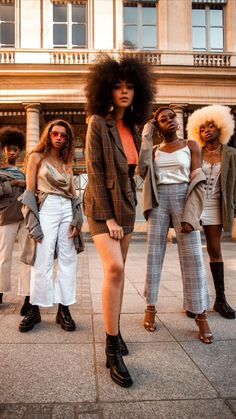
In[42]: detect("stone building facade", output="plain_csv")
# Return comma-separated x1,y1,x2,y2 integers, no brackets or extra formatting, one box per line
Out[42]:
0,0,236,218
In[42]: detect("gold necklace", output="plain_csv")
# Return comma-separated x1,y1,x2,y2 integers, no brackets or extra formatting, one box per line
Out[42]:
205,144,221,154
161,138,180,146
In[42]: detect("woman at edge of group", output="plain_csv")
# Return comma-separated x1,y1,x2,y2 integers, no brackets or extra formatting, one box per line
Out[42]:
138,106,213,344
19,119,81,333
187,104,235,320
83,55,154,387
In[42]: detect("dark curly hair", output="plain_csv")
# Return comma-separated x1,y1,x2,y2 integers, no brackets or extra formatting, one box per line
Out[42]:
0,126,26,150
31,119,75,164
85,54,155,127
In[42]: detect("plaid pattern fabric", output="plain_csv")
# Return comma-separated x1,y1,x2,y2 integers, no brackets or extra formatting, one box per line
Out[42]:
83,115,140,230
144,183,210,313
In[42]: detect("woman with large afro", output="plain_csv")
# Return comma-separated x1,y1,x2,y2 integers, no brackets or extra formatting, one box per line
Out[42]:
187,104,236,320
83,55,154,387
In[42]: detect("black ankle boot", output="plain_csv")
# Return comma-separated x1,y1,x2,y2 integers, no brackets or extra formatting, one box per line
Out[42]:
19,305,41,332
118,315,129,356
105,333,133,388
210,262,235,319
118,331,129,356
20,296,31,316
56,304,76,331
0,293,3,304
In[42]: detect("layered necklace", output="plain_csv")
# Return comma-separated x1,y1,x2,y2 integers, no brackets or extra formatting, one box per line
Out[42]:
205,144,221,154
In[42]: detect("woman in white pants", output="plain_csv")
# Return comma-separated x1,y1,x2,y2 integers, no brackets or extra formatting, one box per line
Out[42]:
19,119,80,333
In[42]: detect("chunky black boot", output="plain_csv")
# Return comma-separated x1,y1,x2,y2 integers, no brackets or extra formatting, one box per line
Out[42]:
105,333,133,388
118,315,129,356
19,305,41,332
20,296,31,316
56,304,76,331
0,293,3,304
210,262,235,319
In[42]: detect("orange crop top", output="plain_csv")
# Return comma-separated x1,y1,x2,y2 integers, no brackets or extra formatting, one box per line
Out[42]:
116,119,138,165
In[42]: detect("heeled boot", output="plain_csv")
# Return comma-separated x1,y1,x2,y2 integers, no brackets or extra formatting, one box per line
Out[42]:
0,293,3,304
56,304,76,331
20,296,31,316
118,314,129,356
105,333,133,388
210,262,235,319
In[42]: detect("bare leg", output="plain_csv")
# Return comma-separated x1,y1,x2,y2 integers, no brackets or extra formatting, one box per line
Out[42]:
203,225,222,262
93,233,131,335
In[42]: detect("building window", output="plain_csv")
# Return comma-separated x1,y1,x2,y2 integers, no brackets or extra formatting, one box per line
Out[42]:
0,2,15,48
192,4,224,51
53,2,86,48
123,1,157,50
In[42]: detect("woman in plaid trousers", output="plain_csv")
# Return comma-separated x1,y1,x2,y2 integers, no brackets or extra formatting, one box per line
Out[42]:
138,107,213,344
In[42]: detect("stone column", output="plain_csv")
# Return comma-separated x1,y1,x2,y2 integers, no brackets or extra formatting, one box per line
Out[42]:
169,104,188,139
23,103,41,152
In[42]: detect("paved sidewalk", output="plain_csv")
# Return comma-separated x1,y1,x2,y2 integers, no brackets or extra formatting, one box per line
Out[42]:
0,238,236,419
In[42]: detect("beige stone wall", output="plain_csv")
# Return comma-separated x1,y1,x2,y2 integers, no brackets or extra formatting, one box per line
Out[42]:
158,0,192,51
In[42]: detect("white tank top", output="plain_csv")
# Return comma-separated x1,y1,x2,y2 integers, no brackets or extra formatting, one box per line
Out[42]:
154,145,191,185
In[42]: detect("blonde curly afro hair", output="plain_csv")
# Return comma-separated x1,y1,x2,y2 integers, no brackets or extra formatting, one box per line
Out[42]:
187,104,235,147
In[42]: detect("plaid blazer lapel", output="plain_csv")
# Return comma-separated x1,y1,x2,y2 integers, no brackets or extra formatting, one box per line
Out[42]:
106,119,126,159
133,127,141,154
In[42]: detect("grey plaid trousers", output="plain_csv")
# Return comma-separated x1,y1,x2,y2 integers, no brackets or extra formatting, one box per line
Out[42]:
144,183,210,313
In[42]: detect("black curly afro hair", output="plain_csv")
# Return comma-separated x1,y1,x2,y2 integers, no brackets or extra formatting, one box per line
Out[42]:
85,54,155,127
0,126,26,150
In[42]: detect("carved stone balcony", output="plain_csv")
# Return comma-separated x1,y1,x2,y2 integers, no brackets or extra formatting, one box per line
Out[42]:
193,53,231,67
0,49,235,68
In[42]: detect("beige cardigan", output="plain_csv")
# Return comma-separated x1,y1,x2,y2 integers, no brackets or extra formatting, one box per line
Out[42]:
137,122,206,231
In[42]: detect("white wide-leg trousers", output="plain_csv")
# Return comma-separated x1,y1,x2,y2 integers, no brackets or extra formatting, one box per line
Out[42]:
0,221,31,295
30,195,77,307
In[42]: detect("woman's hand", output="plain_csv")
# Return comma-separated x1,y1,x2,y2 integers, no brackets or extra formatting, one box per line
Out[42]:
106,218,124,240
181,222,194,234
68,225,79,238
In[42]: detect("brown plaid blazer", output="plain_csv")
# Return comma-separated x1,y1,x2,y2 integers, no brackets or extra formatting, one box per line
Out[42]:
83,115,141,227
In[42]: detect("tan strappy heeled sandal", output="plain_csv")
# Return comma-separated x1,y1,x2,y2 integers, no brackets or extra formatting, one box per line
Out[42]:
195,312,214,344
144,305,157,332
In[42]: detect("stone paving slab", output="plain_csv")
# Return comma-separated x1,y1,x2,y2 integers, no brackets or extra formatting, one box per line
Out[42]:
93,313,175,343
0,314,93,344
227,400,236,415
158,312,236,342
95,342,217,402
182,341,236,398
91,293,146,315
0,343,96,404
101,400,235,419
0,240,235,418
0,402,102,419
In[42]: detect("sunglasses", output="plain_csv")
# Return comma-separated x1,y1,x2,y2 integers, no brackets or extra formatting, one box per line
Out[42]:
50,130,67,141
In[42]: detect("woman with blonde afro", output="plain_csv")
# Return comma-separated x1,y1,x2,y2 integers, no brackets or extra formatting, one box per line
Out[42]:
187,104,236,319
